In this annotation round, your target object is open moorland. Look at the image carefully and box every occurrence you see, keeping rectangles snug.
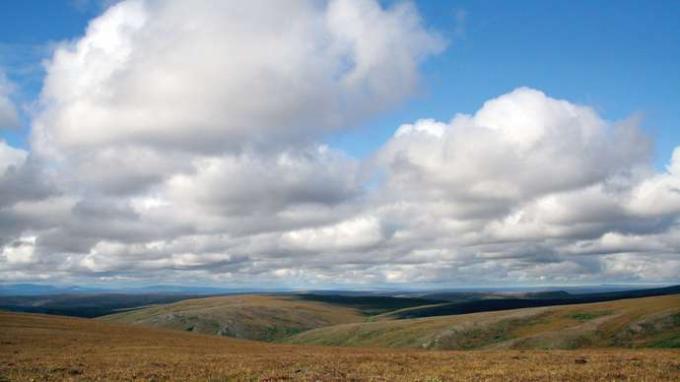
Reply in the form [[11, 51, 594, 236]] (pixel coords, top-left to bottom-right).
[[2, 310, 680, 381]]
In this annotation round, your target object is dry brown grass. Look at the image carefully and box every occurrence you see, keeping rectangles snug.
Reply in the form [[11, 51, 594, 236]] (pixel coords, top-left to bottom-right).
[[2, 311, 680, 381]]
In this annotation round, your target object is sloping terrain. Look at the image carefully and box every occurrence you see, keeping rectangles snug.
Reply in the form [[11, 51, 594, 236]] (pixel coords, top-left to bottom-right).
[[2, 311, 680, 381], [286, 294, 680, 350], [99, 294, 365, 341]]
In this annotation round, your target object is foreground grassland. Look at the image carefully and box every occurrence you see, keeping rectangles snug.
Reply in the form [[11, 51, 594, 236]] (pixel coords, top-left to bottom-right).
[[287, 294, 680, 350], [100, 295, 365, 341], [2, 311, 680, 381]]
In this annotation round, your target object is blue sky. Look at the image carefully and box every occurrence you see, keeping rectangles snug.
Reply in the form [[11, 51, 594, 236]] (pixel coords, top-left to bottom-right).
[[1, 0, 679, 166]]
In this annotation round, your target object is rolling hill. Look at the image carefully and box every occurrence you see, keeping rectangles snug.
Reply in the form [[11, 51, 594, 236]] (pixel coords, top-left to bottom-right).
[[381, 285, 680, 319], [99, 294, 367, 341], [2, 310, 680, 381], [286, 294, 680, 350]]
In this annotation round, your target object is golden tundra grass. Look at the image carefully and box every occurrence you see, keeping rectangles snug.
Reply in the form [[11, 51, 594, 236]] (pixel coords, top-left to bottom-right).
[[2, 311, 680, 381]]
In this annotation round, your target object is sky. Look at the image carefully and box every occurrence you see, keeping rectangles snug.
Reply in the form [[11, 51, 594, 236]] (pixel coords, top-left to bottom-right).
[[0, 0, 679, 288]]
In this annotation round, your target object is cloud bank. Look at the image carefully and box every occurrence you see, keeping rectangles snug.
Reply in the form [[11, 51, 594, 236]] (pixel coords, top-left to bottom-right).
[[1, 0, 678, 287]]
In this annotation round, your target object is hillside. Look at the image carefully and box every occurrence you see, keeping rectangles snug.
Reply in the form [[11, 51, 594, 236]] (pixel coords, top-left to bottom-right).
[[99, 294, 366, 341], [286, 294, 680, 350], [2, 311, 680, 381]]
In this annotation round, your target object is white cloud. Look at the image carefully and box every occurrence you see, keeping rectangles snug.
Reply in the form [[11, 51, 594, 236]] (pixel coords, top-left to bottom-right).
[[30, 0, 442, 202], [165, 147, 359, 218], [626, 147, 680, 217], [362, 88, 678, 284], [34, 0, 442, 155], [378, 88, 650, 209], [281, 215, 383, 252], [1, 236, 36, 265], [0, 141, 27, 172]]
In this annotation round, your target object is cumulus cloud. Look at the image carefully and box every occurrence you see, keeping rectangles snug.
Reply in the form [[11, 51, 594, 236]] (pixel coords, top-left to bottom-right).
[[359, 88, 680, 285], [33, 0, 442, 154], [1, 0, 679, 286], [30, 0, 442, 200], [378, 88, 650, 211]]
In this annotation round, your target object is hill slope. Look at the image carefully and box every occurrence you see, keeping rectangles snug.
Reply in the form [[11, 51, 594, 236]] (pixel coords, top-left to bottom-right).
[[99, 294, 365, 341], [3, 311, 680, 381], [286, 294, 680, 350]]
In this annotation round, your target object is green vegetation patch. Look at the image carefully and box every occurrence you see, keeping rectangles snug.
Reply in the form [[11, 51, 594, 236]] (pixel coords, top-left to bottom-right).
[[264, 326, 305, 341], [568, 310, 612, 321], [673, 313, 680, 327], [650, 334, 680, 349], [651, 313, 680, 348], [435, 321, 512, 350]]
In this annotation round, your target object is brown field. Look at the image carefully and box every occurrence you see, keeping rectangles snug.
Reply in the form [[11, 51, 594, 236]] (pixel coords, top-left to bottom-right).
[[2, 310, 680, 381]]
